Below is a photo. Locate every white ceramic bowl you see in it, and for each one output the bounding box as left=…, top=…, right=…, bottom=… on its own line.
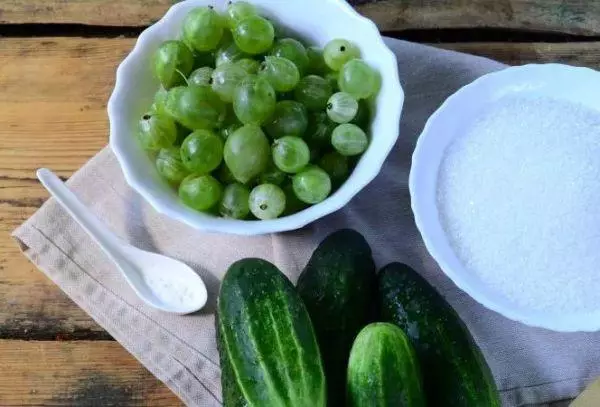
left=410, top=63, right=600, bottom=332
left=108, top=0, right=403, bottom=235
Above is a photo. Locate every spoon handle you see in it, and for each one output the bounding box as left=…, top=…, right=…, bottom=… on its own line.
left=36, top=168, right=125, bottom=257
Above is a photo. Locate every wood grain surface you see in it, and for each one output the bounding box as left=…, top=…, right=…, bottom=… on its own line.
left=0, top=38, right=129, bottom=342
left=439, top=41, right=600, bottom=67
left=0, top=0, right=597, bottom=35
left=0, top=340, right=183, bottom=406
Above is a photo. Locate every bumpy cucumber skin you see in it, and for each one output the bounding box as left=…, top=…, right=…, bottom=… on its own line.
left=347, top=322, right=426, bottom=407
left=378, top=263, right=501, bottom=407
left=215, top=313, right=247, bottom=407
left=218, top=258, right=326, bottom=407
left=296, top=229, right=377, bottom=406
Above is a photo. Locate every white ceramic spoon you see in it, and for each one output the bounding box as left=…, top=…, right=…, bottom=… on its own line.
left=37, top=168, right=207, bottom=314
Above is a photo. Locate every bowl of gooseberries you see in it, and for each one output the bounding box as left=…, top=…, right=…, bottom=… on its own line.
left=108, top=0, right=403, bottom=235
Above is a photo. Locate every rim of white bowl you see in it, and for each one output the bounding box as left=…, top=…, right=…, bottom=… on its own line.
left=410, top=63, right=600, bottom=332
left=108, top=0, right=403, bottom=236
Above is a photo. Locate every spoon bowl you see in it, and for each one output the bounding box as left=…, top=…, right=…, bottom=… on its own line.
left=37, top=168, right=207, bottom=314
left=110, top=245, right=208, bottom=314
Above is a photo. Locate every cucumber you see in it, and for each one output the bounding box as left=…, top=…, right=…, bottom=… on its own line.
left=218, top=258, right=326, bottom=407
left=347, top=323, right=425, bottom=407
left=215, top=314, right=247, bottom=407
left=296, top=229, right=376, bottom=406
left=377, top=263, right=501, bottom=407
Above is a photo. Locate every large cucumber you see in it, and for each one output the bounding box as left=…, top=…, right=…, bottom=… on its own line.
left=296, top=229, right=376, bottom=406
left=347, top=323, right=425, bottom=407
left=378, top=263, right=501, bottom=406
left=218, top=258, right=326, bottom=407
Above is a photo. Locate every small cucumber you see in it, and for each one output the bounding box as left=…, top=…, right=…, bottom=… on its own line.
left=347, top=322, right=426, bottom=407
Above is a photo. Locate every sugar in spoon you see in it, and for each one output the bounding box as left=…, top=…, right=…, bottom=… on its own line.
left=37, top=168, right=207, bottom=314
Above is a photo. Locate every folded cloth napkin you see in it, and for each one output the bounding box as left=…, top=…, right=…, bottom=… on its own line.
left=13, top=39, right=600, bottom=407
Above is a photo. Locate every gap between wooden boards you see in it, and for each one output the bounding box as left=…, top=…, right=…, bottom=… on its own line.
left=0, top=0, right=599, bottom=36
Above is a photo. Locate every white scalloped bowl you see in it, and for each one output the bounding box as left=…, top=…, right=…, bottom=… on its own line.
left=410, top=64, right=600, bottom=332
left=108, top=0, right=403, bottom=235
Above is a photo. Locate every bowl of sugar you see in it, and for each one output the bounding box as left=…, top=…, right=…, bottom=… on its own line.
left=410, top=63, right=600, bottom=332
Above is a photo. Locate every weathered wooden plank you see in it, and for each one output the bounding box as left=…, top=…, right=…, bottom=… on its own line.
left=0, top=37, right=128, bottom=180
left=0, top=37, right=131, bottom=340
left=0, top=248, right=110, bottom=340
left=0, top=0, right=172, bottom=26
left=0, top=340, right=182, bottom=406
left=358, top=0, right=600, bottom=35
left=438, top=42, right=600, bottom=69
left=0, top=0, right=599, bottom=36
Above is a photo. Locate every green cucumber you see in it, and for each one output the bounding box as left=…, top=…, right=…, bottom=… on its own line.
left=347, top=323, right=425, bottom=407
left=296, top=229, right=376, bottom=406
left=378, top=263, right=501, bottom=407
left=218, top=258, right=326, bottom=407
left=215, top=314, right=247, bottom=407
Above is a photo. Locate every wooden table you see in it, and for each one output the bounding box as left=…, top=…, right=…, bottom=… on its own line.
left=0, top=1, right=596, bottom=405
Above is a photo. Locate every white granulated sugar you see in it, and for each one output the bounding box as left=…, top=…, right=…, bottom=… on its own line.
left=437, top=95, right=600, bottom=313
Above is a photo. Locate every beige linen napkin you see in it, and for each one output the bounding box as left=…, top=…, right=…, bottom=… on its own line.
left=13, top=39, right=600, bottom=407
